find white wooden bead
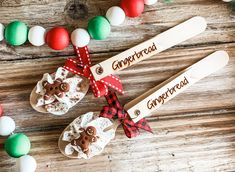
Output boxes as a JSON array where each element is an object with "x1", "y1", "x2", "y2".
[
  {"x1": 0, "y1": 23, "x2": 4, "y2": 41},
  {"x1": 223, "y1": 0, "x2": 232, "y2": 2},
  {"x1": 106, "y1": 6, "x2": 125, "y2": 26},
  {"x1": 71, "y1": 28, "x2": 90, "y2": 47},
  {"x1": 0, "y1": 116, "x2": 15, "y2": 136},
  {"x1": 144, "y1": 0, "x2": 158, "y2": 5},
  {"x1": 28, "y1": 26, "x2": 46, "y2": 46},
  {"x1": 16, "y1": 155, "x2": 37, "y2": 172}
]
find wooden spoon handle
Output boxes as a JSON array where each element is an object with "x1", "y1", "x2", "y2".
[
  {"x1": 125, "y1": 51, "x2": 229, "y2": 123},
  {"x1": 91, "y1": 16, "x2": 207, "y2": 81}
]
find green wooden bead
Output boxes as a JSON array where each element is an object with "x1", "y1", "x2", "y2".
[
  {"x1": 232, "y1": 1, "x2": 235, "y2": 11},
  {"x1": 4, "y1": 21, "x2": 28, "y2": 46},
  {"x1": 164, "y1": 0, "x2": 173, "y2": 3},
  {"x1": 4, "y1": 133, "x2": 31, "y2": 158},
  {"x1": 88, "y1": 16, "x2": 111, "y2": 40}
]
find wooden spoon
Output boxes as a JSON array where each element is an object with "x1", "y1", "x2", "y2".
[{"x1": 58, "y1": 51, "x2": 229, "y2": 159}]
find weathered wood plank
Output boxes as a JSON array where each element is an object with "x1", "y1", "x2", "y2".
[
  {"x1": 1, "y1": 111, "x2": 235, "y2": 172},
  {"x1": 0, "y1": 0, "x2": 235, "y2": 171}
]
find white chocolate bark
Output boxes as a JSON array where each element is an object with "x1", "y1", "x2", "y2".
[
  {"x1": 62, "y1": 112, "x2": 115, "y2": 159},
  {"x1": 35, "y1": 67, "x2": 86, "y2": 115}
]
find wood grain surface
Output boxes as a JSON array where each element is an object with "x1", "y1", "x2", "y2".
[{"x1": 0, "y1": 0, "x2": 235, "y2": 171}]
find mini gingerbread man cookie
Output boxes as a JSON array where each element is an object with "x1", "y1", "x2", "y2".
[
  {"x1": 42, "y1": 78, "x2": 70, "y2": 100},
  {"x1": 59, "y1": 112, "x2": 115, "y2": 159},
  {"x1": 71, "y1": 126, "x2": 98, "y2": 155}
]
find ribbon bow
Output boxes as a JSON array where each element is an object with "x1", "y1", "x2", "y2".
[
  {"x1": 64, "y1": 46, "x2": 124, "y2": 97},
  {"x1": 100, "y1": 91, "x2": 152, "y2": 138}
]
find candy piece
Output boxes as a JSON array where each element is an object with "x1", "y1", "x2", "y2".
[
  {"x1": 0, "y1": 116, "x2": 15, "y2": 136},
  {"x1": 87, "y1": 16, "x2": 111, "y2": 40},
  {"x1": 46, "y1": 27, "x2": 70, "y2": 50},
  {"x1": 16, "y1": 155, "x2": 37, "y2": 172},
  {"x1": 0, "y1": 23, "x2": 4, "y2": 41},
  {"x1": 4, "y1": 21, "x2": 28, "y2": 46},
  {"x1": 144, "y1": 0, "x2": 158, "y2": 5},
  {"x1": 71, "y1": 28, "x2": 90, "y2": 47},
  {"x1": 28, "y1": 26, "x2": 46, "y2": 46},
  {"x1": 120, "y1": 0, "x2": 145, "y2": 18},
  {"x1": 4, "y1": 133, "x2": 31, "y2": 158},
  {"x1": 106, "y1": 6, "x2": 126, "y2": 26}
]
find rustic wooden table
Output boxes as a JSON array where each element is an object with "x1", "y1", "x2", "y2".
[{"x1": 0, "y1": 0, "x2": 235, "y2": 171}]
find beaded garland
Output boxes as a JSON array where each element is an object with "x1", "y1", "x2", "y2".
[
  {"x1": 0, "y1": 0, "x2": 233, "y2": 171},
  {"x1": 0, "y1": 0, "x2": 159, "y2": 50},
  {"x1": 0, "y1": 104, "x2": 37, "y2": 172},
  {"x1": 0, "y1": 0, "x2": 233, "y2": 50}
]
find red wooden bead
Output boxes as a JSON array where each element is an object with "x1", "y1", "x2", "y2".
[
  {"x1": 0, "y1": 104, "x2": 3, "y2": 116},
  {"x1": 46, "y1": 27, "x2": 70, "y2": 50},
  {"x1": 120, "y1": 0, "x2": 145, "y2": 18}
]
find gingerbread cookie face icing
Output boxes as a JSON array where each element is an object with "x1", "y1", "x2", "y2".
[
  {"x1": 30, "y1": 67, "x2": 89, "y2": 115},
  {"x1": 58, "y1": 112, "x2": 115, "y2": 159}
]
